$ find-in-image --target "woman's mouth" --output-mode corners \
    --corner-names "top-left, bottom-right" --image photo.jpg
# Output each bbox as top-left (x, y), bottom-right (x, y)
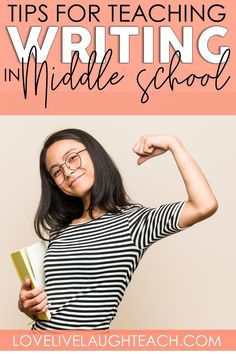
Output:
top-left (69, 172), bottom-right (85, 187)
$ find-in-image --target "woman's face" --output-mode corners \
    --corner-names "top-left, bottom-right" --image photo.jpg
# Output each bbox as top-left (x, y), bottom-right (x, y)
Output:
top-left (45, 139), bottom-right (95, 204)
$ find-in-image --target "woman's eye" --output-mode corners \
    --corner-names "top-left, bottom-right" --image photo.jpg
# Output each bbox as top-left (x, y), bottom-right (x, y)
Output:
top-left (53, 169), bottom-right (61, 178)
top-left (68, 154), bottom-right (78, 162)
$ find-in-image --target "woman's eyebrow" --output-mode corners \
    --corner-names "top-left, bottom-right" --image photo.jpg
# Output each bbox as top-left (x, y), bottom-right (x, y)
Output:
top-left (62, 148), bottom-right (78, 160)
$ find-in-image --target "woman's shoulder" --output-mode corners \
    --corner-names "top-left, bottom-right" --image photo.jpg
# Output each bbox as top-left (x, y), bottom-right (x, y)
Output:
top-left (119, 203), bottom-right (144, 215)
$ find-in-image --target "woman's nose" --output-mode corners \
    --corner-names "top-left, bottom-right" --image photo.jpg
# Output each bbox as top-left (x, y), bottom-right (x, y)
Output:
top-left (62, 165), bottom-right (74, 179)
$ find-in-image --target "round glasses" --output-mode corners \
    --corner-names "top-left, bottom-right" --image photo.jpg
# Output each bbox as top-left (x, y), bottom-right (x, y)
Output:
top-left (49, 149), bottom-right (87, 185)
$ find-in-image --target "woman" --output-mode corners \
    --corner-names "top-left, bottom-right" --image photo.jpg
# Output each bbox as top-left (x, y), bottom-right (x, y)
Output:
top-left (18, 128), bottom-right (217, 330)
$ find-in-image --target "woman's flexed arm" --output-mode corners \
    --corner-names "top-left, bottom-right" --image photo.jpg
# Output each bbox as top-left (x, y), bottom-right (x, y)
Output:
top-left (132, 135), bottom-right (218, 228)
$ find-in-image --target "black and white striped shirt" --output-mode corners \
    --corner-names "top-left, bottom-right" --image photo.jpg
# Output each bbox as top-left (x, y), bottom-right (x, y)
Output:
top-left (32, 202), bottom-right (185, 330)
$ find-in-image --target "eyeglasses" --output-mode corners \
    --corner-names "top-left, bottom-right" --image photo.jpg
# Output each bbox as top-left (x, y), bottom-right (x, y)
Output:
top-left (49, 149), bottom-right (87, 185)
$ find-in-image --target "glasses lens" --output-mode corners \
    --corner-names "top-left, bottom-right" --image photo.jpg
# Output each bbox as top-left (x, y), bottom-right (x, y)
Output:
top-left (50, 168), bottom-right (64, 185)
top-left (65, 152), bottom-right (82, 171)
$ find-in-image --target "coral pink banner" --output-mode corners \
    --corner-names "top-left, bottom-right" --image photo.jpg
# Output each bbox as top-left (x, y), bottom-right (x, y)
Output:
top-left (0, 0), bottom-right (235, 114)
top-left (1, 330), bottom-right (236, 351)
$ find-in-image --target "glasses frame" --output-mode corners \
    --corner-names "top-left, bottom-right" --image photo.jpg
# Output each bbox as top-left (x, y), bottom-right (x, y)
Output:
top-left (49, 148), bottom-right (87, 185)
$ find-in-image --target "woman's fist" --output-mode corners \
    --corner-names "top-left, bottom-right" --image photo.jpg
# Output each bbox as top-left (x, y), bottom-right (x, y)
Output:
top-left (132, 135), bottom-right (178, 165)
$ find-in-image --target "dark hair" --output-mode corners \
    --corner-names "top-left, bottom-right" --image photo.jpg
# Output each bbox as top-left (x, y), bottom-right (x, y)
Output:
top-left (34, 128), bottom-right (133, 240)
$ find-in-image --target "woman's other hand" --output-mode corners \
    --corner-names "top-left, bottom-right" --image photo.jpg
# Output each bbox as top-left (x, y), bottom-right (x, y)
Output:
top-left (18, 278), bottom-right (48, 320)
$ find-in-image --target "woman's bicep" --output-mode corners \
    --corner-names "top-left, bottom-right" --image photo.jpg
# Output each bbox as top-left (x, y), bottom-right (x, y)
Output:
top-left (178, 199), bottom-right (217, 228)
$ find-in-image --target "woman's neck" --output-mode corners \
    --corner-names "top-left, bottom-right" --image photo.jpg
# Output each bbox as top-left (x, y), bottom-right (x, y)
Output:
top-left (72, 207), bottom-right (106, 224)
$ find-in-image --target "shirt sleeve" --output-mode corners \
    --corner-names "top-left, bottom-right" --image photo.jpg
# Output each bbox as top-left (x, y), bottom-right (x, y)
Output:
top-left (127, 201), bottom-right (186, 251)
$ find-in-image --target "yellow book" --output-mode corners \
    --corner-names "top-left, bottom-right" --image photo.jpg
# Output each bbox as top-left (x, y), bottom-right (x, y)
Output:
top-left (10, 241), bottom-right (51, 321)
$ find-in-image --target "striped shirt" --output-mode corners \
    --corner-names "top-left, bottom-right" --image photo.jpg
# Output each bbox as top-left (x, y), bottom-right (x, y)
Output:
top-left (32, 201), bottom-right (185, 330)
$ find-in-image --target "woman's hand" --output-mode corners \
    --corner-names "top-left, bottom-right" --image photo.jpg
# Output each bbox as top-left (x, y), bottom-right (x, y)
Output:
top-left (132, 135), bottom-right (176, 165)
top-left (18, 278), bottom-right (48, 320)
